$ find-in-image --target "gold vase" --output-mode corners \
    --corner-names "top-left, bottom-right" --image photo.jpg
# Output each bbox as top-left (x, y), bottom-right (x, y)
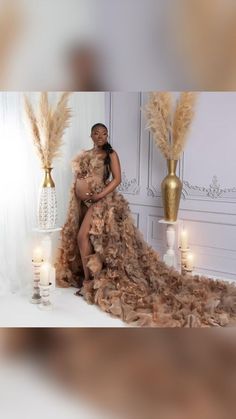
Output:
top-left (161, 159), bottom-right (182, 222)
top-left (38, 167), bottom-right (57, 229)
top-left (42, 167), bottom-right (55, 188)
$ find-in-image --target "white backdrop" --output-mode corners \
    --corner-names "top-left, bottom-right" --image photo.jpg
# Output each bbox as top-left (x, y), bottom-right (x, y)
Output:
top-left (0, 92), bottom-right (105, 294)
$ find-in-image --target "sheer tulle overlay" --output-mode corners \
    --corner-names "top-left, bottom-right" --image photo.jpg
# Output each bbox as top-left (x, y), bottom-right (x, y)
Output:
top-left (56, 150), bottom-right (236, 327)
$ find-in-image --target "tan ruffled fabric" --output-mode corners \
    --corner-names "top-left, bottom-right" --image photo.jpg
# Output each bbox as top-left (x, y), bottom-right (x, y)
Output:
top-left (56, 150), bottom-right (236, 327)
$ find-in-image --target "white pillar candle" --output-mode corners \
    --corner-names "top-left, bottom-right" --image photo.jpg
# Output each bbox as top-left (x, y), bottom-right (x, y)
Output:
top-left (186, 253), bottom-right (194, 270)
top-left (180, 229), bottom-right (188, 250)
top-left (32, 247), bottom-right (43, 263)
top-left (40, 262), bottom-right (51, 286)
top-left (50, 266), bottom-right (56, 291)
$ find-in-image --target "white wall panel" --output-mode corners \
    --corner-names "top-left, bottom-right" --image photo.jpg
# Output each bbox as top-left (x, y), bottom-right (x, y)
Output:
top-left (106, 92), bottom-right (236, 281)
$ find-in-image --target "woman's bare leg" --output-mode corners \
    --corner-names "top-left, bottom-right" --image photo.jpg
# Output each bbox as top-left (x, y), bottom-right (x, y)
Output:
top-left (77, 205), bottom-right (94, 281)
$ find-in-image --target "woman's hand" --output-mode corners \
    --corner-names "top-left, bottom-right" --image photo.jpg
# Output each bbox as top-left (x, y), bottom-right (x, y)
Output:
top-left (85, 192), bottom-right (102, 203)
top-left (92, 193), bottom-right (104, 202)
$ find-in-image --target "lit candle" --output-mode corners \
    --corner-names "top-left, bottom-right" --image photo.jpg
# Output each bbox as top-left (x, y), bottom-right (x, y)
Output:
top-left (40, 262), bottom-right (51, 286)
top-left (180, 229), bottom-right (188, 250)
top-left (186, 253), bottom-right (194, 270)
top-left (32, 247), bottom-right (43, 263)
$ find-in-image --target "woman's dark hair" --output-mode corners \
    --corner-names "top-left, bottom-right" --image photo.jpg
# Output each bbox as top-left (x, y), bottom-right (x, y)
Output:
top-left (103, 142), bottom-right (114, 181)
top-left (91, 123), bottom-right (114, 181)
top-left (91, 123), bottom-right (108, 132)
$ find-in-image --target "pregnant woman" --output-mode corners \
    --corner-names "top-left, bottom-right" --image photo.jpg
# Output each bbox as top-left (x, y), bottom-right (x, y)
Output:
top-left (56, 123), bottom-right (236, 327)
top-left (73, 124), bottom-right (121, 286)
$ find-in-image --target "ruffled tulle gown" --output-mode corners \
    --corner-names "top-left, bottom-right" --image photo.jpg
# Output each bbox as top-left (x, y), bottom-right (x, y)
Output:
top-left (56, 149), bottom-right (236, 327)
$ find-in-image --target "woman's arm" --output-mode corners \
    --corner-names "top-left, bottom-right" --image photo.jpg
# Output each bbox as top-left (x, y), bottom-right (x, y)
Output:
top-left (91, 151), bottom-right (122, 201)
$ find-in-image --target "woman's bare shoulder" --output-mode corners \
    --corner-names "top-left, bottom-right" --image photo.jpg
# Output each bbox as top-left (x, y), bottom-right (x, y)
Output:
top-left (111, 149), bottom-right (120, 159)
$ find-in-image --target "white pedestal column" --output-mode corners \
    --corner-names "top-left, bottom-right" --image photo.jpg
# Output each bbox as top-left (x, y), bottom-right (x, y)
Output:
top-left (159, 220), bottom-right (178, 268)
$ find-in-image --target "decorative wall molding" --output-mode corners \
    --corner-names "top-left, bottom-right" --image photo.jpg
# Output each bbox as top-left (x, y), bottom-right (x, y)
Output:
top-left (147, 186), bottom-right (160, 198)
top-left (136, 93), bottom-right (142, 190)
top-left (147, 135), bottom-right (162, 198)
top-left (130, 212), bottom-right (140, 228)
top-left (107, 92), bottom-right (142, 194)
top-left (182, 175), bottom-right (236, 201)
top-left (150, 216), bottom-right (163, 242)
top-left (117, 171), bottom-right (140, 195)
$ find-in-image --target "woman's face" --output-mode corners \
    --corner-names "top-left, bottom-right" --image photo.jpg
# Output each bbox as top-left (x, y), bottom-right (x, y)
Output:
top-left (91, 126), bottom-right (108, 148)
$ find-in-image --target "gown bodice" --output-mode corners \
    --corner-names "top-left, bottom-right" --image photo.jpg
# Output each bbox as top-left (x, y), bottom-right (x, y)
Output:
top-left (72, 149), bottom-right (108, 196)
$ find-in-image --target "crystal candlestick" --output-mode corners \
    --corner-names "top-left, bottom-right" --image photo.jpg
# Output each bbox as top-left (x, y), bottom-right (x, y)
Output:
top-left (31, 259), bottom-right (43, 304)
top-left (39, 282), bottom-right (53, 311)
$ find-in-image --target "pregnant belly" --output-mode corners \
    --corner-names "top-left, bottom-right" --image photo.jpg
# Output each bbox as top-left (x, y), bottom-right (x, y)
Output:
top-left (75, 179), bottom-right (92, 201)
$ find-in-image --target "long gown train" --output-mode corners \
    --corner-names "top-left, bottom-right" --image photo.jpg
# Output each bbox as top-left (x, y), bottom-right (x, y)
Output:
top-left (56, 149), bottom-right (236, 327)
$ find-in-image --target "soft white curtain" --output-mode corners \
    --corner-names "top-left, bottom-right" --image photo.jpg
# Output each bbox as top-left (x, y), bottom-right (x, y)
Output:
top-left (0, 92), bottom-right (105, 294)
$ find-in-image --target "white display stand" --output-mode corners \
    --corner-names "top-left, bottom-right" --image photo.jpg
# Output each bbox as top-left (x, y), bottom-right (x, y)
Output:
top-left (158, 219), bottom-right (178, 268)
top-left (33, 227), bottom-right (62, 290)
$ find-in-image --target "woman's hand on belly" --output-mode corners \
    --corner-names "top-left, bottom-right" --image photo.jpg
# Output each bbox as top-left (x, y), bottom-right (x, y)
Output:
top-left (87, 193), bottom-right (102, 203)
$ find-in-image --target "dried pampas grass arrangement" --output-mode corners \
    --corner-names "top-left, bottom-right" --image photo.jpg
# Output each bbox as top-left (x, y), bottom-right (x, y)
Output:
top-left (145, 92), bottom-right (197, 160)
top-left (172, 92), bottom-right (197, 160)
top-left (24, 92), bottom-right (72, 168)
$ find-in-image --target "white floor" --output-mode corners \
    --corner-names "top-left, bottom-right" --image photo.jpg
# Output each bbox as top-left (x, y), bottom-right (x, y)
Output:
top-left (1, 274), bottom-right (234, 328)
top-left (0, 287), bottom-right (126, 327)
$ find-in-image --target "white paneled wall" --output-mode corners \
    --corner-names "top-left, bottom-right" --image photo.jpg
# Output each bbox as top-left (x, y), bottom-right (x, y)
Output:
top-left (106, 92), bottom-right (236, 281)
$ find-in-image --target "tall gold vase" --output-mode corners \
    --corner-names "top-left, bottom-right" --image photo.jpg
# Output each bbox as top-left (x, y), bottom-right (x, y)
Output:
top-left (42, 167), bottom-right (55, 188)
top-left (161, 159), bottom-right (182, 222)
top-left (38, 167), bottom-right (58, 229)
